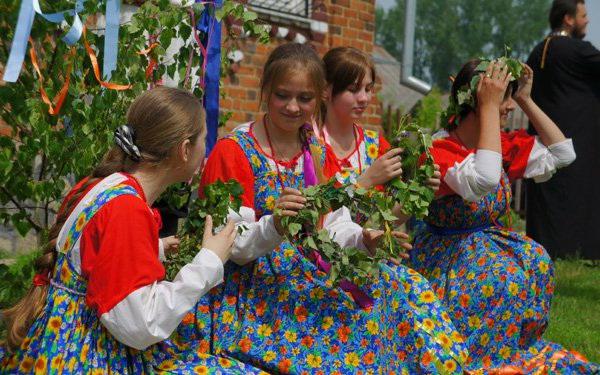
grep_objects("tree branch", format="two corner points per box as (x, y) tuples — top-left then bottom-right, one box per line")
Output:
(0, 186), (43, 233)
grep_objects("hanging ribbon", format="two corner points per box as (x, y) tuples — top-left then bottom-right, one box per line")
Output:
(83, 27), (131, 90)
(29, 39), (76, 115)
(3, 0), (84, 83)
(103, 0), (121, 79)
(194, 0), (222, 154)
(137, 42), (159, 79)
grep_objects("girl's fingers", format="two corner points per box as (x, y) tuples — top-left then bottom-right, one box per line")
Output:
(401, 242), (413, 250)
(499, 64), (509, 80)
(485, 62), (494, 76)
(389, 167), (404, 178)
(389, 161), (403, 172)
(219, 219), (236, 236)
(389, 258), (401, 266)
(383, 148), (404, 160)
(282, 187), (303, 196)
(392, 231), (410, 240)
(203, 215), (213, 241)
(279, 195), (307, 204)
(280, 210), (299, 217)
(278, 202), (305, 211)
(478, 73), (485, 91)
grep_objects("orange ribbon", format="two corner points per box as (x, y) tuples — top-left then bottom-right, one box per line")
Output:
(29, 40), (75, 116)
(137, 42), (159, 80)
(82, 27), (131, 90)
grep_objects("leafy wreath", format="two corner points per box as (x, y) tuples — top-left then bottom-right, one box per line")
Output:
(442, 53), (525, 129)
(278, 119), (436, 288)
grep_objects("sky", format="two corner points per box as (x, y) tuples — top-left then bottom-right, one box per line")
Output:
(376, 0), (600, 48)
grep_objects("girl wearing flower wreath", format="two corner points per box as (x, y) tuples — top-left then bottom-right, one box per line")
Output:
(407, 59), (598, 373)
(153, 43), (469, 374)
(0, 87), (245, 374)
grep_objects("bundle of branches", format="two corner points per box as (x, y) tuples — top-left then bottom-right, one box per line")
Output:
(387, 116), (436, 219)
(164, 179), (243, 280)
(278, 118), (437, 288)
(277, 179), (410, 287)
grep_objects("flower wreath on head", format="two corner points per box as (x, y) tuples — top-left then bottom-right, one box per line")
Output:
(441, 53), (525, 130)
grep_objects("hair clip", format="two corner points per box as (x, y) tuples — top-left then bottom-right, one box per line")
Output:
(114, 125), (142, 162)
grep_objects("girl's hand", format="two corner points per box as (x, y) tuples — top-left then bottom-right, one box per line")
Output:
(361, 229), (412, 259)
(202, 215), (237, 264)
(160, 236), (180, 256)
(477, 61), (511, 110)
(426, 164), (442, 192)
(273, 187), (306, 235)
(357, 147), (403, 188)
(514, 63), (533, 104)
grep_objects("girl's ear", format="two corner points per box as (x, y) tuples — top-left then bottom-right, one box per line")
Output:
(177, 139), (192, 163)
(323, 84), (333, 102)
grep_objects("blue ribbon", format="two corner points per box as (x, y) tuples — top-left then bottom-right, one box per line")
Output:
(103, 0), (121, 79)
(196, 0), (222, 155)
(3, 0), (84, 83)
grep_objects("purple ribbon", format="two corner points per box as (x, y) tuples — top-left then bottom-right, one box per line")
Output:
(300, 124), (374, 308)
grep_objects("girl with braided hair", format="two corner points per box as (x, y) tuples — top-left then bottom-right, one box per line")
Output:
(0, 86), (240, 373)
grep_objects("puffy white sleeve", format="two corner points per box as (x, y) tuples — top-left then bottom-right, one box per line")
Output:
(323, 206), (367, 251)
(444, 149), (503, 202)
(226, 205), (367, 265)
(99, 248), (223, 350)
(227, 206), (283, 265)
(524, 138), (576, 183)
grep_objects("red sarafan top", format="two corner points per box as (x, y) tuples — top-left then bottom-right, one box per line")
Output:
(199, 123), (304, 211)
(59, 174), (164, 315)
(322, 125), (390, 190)
(425, 129), (575, 200)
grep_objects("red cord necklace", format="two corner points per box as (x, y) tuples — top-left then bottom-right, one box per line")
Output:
(263, 114), (292, 187)
(325, 123), (362, 174)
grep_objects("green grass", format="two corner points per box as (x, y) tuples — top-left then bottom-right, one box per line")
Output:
(544, 259), (600, 362)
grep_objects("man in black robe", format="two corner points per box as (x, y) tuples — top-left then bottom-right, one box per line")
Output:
(526, 0), (600, 260)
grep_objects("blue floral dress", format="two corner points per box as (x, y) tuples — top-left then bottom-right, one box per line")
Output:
(151, 126), (469, 374)
(0, 182), (152, 374)
(408, 172), (599, 374)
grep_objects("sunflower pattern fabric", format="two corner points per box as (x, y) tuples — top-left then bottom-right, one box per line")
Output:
(150, 126), (469, 374)
(0, 184), (155, 374)
(323, 127), (386, 187)
(408, 173), (599, 374)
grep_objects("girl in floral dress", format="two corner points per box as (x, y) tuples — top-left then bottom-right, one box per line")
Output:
(319, 47), (441, 224)
(0, 87), (243, 374)
(319, 46), (404, 190)
(153, 43), (469, 374)
(408, 60), (598, 373)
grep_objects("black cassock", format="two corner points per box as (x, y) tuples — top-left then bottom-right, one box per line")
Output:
(526, 34), (600, 260)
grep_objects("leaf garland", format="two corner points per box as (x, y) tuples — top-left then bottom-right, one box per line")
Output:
(277, 119), (436, 288)
(164, 179), (243, 280)
(278, 181), (389, 287)
(441, 48), (525, 129)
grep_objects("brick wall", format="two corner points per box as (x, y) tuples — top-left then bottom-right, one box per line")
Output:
(220, 0), (381, 134)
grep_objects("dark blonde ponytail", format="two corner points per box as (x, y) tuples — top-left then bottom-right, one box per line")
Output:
(1, 86), (204, 352)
